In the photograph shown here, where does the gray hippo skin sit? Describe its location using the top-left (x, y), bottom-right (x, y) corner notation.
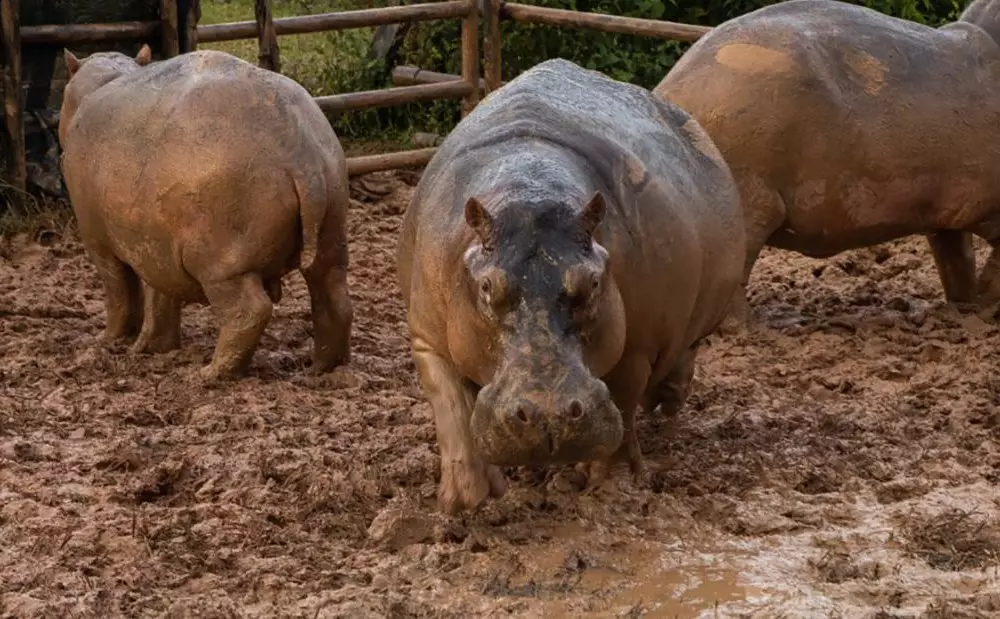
top-left (396, 59), bottom-right (746, 514)
top-left (60, 47), bottom-right (353, 380)
top-left (656, 0), bottom-right (1000, 328)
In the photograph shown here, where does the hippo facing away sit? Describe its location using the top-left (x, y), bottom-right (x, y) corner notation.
top-left (397, 58), bottom-right (745, 514)
top-left (656, 0), bottom-right (1000, 327)
top-left (60, 46), bottom-right (353, 380)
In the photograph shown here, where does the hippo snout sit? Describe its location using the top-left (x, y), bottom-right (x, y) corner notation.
top-left (471, 373), bottom-right (624, 467)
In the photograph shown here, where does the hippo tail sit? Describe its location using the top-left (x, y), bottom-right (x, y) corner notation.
top-left (291, 169), bottom-right (329, 273)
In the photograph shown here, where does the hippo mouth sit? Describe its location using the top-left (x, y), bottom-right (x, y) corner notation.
top-left (470, 401), bottom-right (624, 468)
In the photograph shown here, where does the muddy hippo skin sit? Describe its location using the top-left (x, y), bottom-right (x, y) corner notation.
top-left (59, 46), bottom-right (353, 380)
top-left (655, 0), bottom-right (1000, 326)
top-left (396, 59), bottom-right (745, 514)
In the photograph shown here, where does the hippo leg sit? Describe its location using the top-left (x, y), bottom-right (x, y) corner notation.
top-left (720, 179), bottom-right (786, 333)
top-left (89, 245), bottom-right (144, 343)
top-left (412, 339), bottom-right (506, 514)
top-left (131, 286), bottom-right (182, 354)
top-left (927, 230), bottom-right (977, 304)
top-left (975, 241), bottom-right (1000, 306)
top-left (198, 274), bottom-right (274, 380)
top-left (645, 345), bottom-right (697, 417)
top-left (264, 278), bottom-right (283, 304)
top-left (577, 355), bottom-right (652, 487)
top-left (302, 238), bottom-right (353, 373)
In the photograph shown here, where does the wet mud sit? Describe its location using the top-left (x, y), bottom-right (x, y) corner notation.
top-left (1, 172), bottom-right (998, 618)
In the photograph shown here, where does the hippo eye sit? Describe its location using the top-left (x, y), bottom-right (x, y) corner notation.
top-left (480, 278), bottom-right (492, 297)
top-left (590, 273), bottom-right (601, 293)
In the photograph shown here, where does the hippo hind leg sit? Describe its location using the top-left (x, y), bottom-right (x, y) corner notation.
top-left (926, 230), bottom-right (977, 304)
top-left (412, 338), bottom-right (506, 514)
top-left (301, 243), bottom-right (352, 373)
top-left (300, 195), bottom-right (353, 373)
top-left (643, 344), bottom-right (697, 418)
top-left (198, 273), bottom-right (273, 380)
top-left (721, 178), bottom-right (788, 333)
top-left (131, 285), bottom-right (182, 354)
top-left (976, 239), bottom-right (1000, 306)
top-left (88, 245), bottom-right (143, 343)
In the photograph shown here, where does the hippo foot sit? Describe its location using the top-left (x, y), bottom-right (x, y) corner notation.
top-left (576, 436), bottom-right (646, 490)
top-left (438, 458), bottom-right (507, 515)
top-left (130, 333), bottom-right (181, 355)
top-left (194, 363), bottom-right (236, 385)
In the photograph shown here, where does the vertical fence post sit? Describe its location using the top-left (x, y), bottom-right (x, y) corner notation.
top-left (460, 0), bottom-right (480, 116)
top-left (182, 0), bottom-right (201, 53)
top-left (161, 0), bottom-right (180, 58)
top-left (483, 0), bottom-right (501, 94)
top-left (0, 0), bottom-right (25, 206)
top-left (254, 0), bottom-right (280, 72)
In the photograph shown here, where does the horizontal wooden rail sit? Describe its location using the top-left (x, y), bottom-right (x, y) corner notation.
top-left (500, 2), bottom-right (710, 42)
top-left (347, 147), bottom-right (437, 176)
top-left (315, 80), bottom-right (473, 113)
top-left (21, 20), bottom-right (160, 45)
top-left (198, 1), bottom-right (469, 43)
top-left (392, 65), bottom-right (495, 90)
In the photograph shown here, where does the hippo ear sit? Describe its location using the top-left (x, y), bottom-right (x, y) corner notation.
top-left (64, 49), bottom-right (81, 78)
top-left (580, 191), bottom-right (607, 237)
top-left (464, 196), bottom-right (494, 245)
top-left (135, 44), bottom-right (153, 66)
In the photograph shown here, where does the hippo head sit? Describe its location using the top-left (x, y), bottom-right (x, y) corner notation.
top-left (464, 191), bottom-right (627, 467)
top-left (59, 44), bottom-right (153, 145)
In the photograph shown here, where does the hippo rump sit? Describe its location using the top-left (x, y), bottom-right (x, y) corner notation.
top-left (59, 46), bottom-right (353, 380)
top-left (655, 0), bottom-right (1000, 327)
top-left (396, 58), bottom-right (746, 514)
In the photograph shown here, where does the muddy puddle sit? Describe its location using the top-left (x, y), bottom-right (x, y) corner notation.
top-left (2, 171), bottom-right (999, 618)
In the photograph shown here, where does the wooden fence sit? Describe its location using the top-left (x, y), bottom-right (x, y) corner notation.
top-left (0, 0), bottom-right (713, 202)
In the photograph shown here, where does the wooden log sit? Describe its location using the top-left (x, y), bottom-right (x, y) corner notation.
top-left (160, 0), bottom-right (180, 57)
top-left (347, 147), bottom-right (437, 176)
top-left (483, 0), bottom-right (501, 93)
top-left (254, 0), bottom-right (280, 72)
top-left (314, 80), bottom-right (472, 113)
top-left (460, 0), bottom-right (479, 116)
top-left (1, 0), bottom-right (26, 202)
top-left (392, 65), bottom-right (492, 90)
top-left (500, 2), bottom-right (711, 42)
top-left (20, 21), bottom-right (160, 45)
top-left (197, 1), bottom-right (470, 44)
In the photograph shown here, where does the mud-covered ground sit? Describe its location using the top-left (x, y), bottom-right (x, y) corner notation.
top-left (2, 172), bottom-right (998, 618)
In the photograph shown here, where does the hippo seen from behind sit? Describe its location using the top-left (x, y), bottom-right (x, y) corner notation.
top-left (656, 0), bottom-right (1000, 327)
top-left (59, 46), bottom-right (353, 380)
top-left (396, 58), bottom-right (746, 514)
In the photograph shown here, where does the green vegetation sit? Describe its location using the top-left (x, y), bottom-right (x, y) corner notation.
top-left (201, 0), bottom-right (968, 144)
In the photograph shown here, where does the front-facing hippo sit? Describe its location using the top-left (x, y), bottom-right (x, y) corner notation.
top-left (60, 46), bottom-right (353, 380)
top-left (397, 59), bottom-right (745, 514)
top-left (656, 0), bottom-right (1000, 327)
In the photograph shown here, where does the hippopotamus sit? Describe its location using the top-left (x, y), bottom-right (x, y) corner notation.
top-left (59, 45), bottom-right (353, 380)
top-left (396, 58), bottom-right (745, 514)
top-left (655, 0), bottom-right (1000, 326)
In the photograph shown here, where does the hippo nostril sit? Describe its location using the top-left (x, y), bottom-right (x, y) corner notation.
top-left (515, 406), bottom-right (530, 424)
top-left (568, 399), bottom-right (584, 420)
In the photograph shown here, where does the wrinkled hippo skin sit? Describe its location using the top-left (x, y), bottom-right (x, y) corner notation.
top-left (60, 46), bottom-right (353, 380)
top-left (397, 59), bottom-right (745, 514)
top-left (656, 0), bottom-right (1000, 328)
